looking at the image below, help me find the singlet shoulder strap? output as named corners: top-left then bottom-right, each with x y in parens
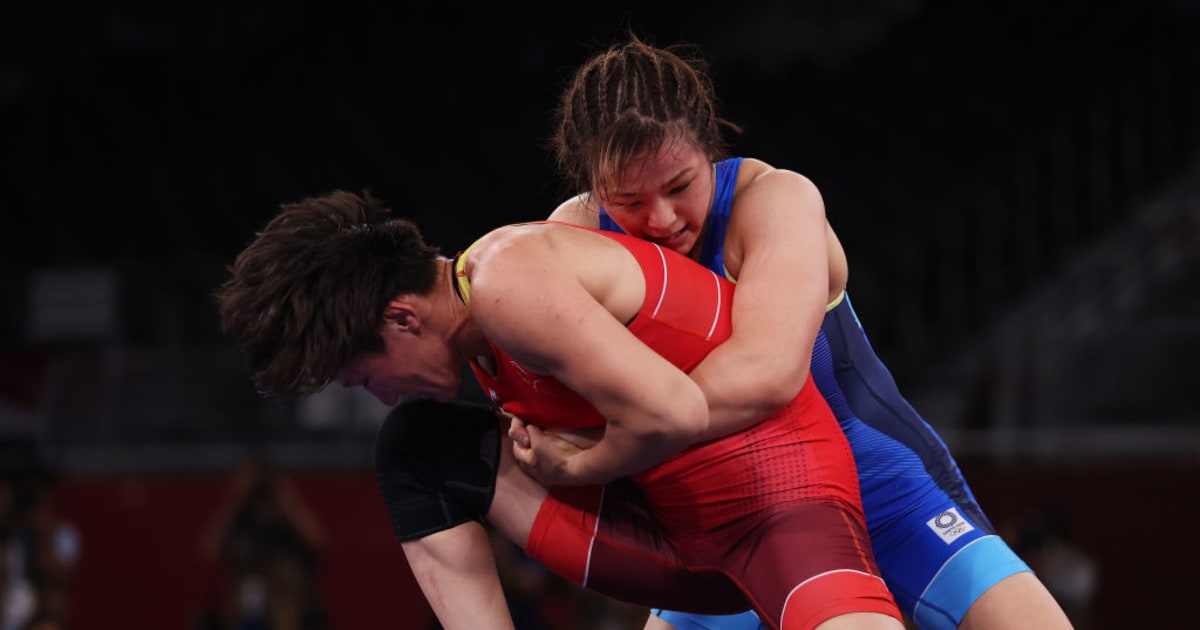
top-left (826, 288), bottom-right (846, 312)
top-left (453, 240), bottom-right (482, 306)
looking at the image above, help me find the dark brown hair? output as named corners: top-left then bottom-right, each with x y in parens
top-left (550, 33), bottom-right (741, 199)
top-left (214, 190), bottom-right (440, 398)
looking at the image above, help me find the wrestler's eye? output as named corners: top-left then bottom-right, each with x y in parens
top-left (668, 182), bottom-right (690, 195)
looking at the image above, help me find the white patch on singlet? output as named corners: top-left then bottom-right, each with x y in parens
top-left (926, 507), bottom-right (976, 544)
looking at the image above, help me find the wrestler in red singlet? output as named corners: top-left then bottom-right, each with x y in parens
top-left (462, 225), bottom-right (902, 630)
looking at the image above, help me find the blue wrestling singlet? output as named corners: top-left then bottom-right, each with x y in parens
top-left (599, 158), bottom-right (1032, 630)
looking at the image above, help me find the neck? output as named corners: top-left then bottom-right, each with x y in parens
top-left (437, 257), bottom-right (490, 359)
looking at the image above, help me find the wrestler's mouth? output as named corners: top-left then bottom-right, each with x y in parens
top-left (647, 227), bottom-right (690, 252)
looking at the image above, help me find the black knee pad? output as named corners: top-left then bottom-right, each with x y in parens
top-left (373, 399), bottom-right (502, 542)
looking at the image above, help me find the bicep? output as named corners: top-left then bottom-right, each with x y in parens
top-left (727, 173), bottom-right (830, 370)
top-left (402, 522), bottom-right (496, 576)
top-left (402, 524), bottom-right (515, 630)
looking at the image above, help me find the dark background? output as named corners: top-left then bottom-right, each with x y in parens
top-left (1, 1), bottom-right (1198, 628)
top-left (4, 0), bottom-right (1199, 382)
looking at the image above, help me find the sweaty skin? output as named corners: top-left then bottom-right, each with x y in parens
top-left (515, 148), bottom-right (842, 477)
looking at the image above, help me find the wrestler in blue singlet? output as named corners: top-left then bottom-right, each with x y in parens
top-left (599, 157), bottom-right (1033, 630)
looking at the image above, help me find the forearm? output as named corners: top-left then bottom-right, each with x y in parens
top-left (573, 372), bottom-right (711, 484)
top-left (688, 344), bottom-right (809, 442)
top-left (402, 523), bottom-right (516, 630)
top-left (563, 425), bottom-right (697, 484)
top-left (521, 382), bottom-right (710, 486)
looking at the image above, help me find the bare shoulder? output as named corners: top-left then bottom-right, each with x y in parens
top-left (469, 223), bottom-right (551, 266)
top-left (467, 222), bottom-right (598, 283)
top-left (738, 157), bottom-right (817, 189)
top-left (547, 193), bottom-right (601, 228)
top-left (730, 160), bottom-right (821, 210)
top-left (469, 223), bottom-right (642, 339)
top-left (738, 156), bottom-right (775, 179)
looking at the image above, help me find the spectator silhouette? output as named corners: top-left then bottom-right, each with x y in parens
top-left (0, 463), bottom-right (80, 630)
top-left (196, 458), bottom-right (327, 630)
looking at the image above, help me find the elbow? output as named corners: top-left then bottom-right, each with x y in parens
top-left (762, 375), bottom-right (805, 410)
top-left (666, 389), bottom-right (711, 446)
top-left (755, 361), bottom-right (809, 411)
top-left (633, 387), bottom-right (709, 452)
top-left (734, 350), bottom-right (810, 412)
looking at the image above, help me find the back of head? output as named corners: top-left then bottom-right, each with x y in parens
top-left (550, 33), bottom-right (739, 199)
top-left (214, 190), bottom-right (440, 398)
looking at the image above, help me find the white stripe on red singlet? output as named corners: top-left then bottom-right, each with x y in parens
top-left (707, 273), bottom-right (722, 341)
top-left (780, 568), bottom-right (885, 626)
top-left (582, 484), bottom-right (607, 587)
top-left (650, 246), bottom-right (668, 318)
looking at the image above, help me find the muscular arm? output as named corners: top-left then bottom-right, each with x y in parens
top-left (402, 523), bottom-right (516, 630)
top-left (470, 230), bottom-right (709, 486)
top-left (688, 169), bottom-right (829, 440)
top-left (547, 172), bottom-right (829, 444)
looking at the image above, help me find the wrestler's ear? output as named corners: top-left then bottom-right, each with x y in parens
top-left (382, 298), bottom-right (421, 333)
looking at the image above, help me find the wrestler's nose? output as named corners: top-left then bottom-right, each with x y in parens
top-left (644, 199), bottom-right (676, 232)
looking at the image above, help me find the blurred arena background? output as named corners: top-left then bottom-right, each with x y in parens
top-left (1, 1), bottom-right (1197, 628)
